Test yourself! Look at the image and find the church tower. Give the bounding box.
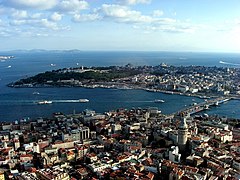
[178,116,188,153]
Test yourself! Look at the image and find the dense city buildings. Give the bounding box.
[0,106,239,179]
[1,63,239,179]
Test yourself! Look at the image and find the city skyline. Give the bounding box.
[0,0,240,52]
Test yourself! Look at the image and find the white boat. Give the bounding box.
[50,63,56,67]
[154,99,165,103]
[37,100,52,105]
[214,101,219,106]
[0,56,14,60]
[204,105,209,110]
[79,99,89,103]
[33,91,40,95]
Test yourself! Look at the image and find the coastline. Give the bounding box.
[8,81,238,100]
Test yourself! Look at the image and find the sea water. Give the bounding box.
[0,51,239,121]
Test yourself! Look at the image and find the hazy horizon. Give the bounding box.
[1,49,240,54]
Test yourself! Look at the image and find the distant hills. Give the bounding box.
[0,49,83,53]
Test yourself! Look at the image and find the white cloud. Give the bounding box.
[0,20,21,37]
[31,13,42,19]
[41,18,59,30]
[51,12,62,21]
[100,4,153,23]
[0,29,12,37]
[11,10,28,19]
[153,10,163,17]
[10,19,26,25]
[95,4,195,34]
[119,0,151,5]
[0,19,10,37]
[73,13,100,22]
[36,33,49,37]
[2,0,58,10]
[0,6,7,14]
[57,0,89,13]
[155,18,176,24]
[164,26,195,33]
[9,17,69,31]
[0,0,199,38]
[150,20,197,34]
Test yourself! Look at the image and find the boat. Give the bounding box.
[0,56,14,60]
[204,105,209,110]
[33,91,40,95]
[37,100,52,105]
[219,98,230,103]
[117,86,132,90]
[213,101,219,106]
[154,99,165,103]
[203,113,209,117]
[50,63,56,67]
[79,99,89,103]
[165,91,174,94]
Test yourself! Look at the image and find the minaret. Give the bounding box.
[178,116,188,153]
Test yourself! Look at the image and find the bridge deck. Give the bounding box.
[168,96,232,118]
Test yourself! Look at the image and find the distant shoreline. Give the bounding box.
[7,64,240,100]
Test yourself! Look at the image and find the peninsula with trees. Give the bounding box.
[7,64,240,98]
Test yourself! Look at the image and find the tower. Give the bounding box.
[178,116,188,153]
[193,121,198,135]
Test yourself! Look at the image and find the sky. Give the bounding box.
[0,0,240,52]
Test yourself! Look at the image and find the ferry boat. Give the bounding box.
[204,105,210,110]
[192,102,197,106]
[37,100,53,105]
[218,98,230,103]
[79,99,89,103]
[165,91,174,94]
[154,99,165,103]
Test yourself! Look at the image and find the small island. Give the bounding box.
[8,64,240,98]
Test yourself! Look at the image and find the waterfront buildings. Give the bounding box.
[10,65,240,99]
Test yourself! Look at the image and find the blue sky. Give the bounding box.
[0,0,240,52]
